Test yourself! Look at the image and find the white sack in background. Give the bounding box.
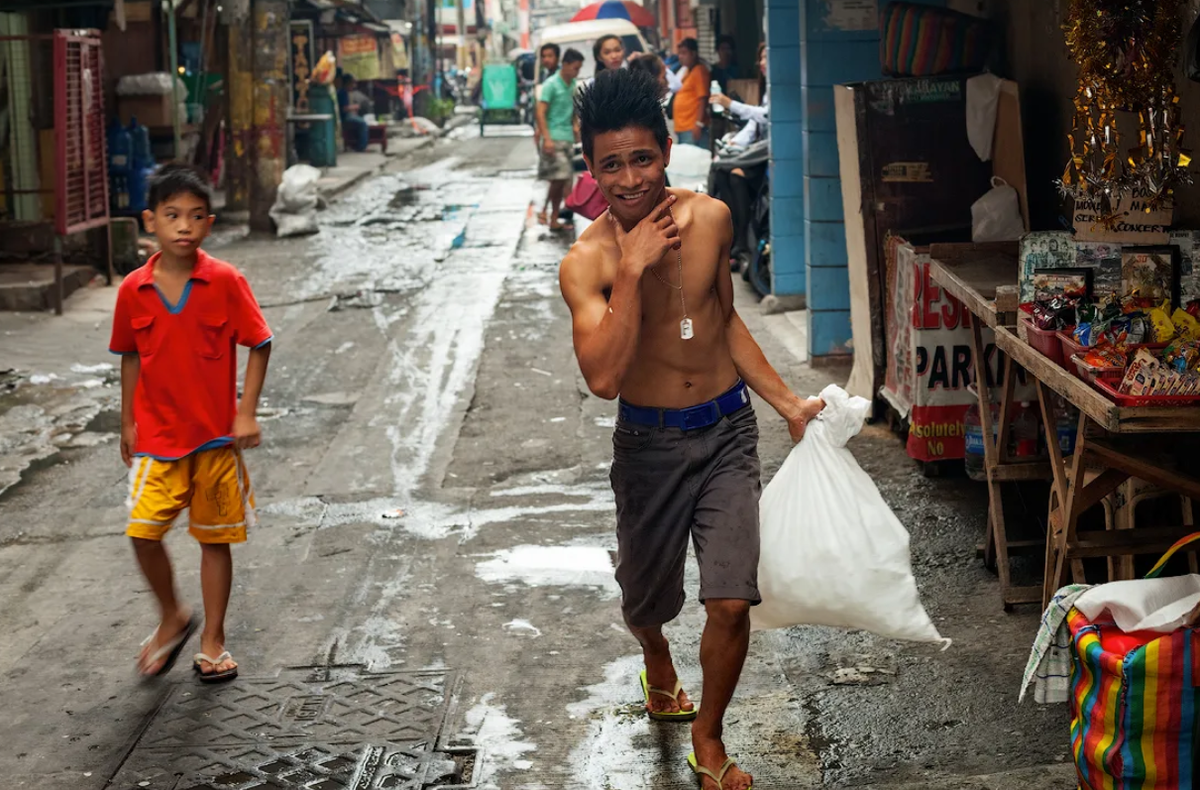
[966,72,1003,162]
[270,164,323,238]
[971,177,1025,242]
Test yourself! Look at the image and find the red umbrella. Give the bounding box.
[571,1,656,28]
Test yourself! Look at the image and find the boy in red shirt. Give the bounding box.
[109,163,273,683]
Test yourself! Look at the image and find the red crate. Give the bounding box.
[1071,354,1124,388]
[1058,330,1089,361]
[1094,378,1200,408]
[1020,316,1064,366]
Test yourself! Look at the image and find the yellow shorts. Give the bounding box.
[126,447,255,544]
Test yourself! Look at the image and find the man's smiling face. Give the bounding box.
[585,125,672,226]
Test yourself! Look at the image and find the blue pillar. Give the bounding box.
[766,0,804,298]
[800,0,880,359]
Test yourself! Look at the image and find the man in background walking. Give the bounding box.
[536,48,584,231]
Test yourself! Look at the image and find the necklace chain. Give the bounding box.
[649,208,687,321]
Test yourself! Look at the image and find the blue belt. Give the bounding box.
[617,381,751,431]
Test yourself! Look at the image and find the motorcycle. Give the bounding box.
[707,135,771,297]
[743,167,771,298]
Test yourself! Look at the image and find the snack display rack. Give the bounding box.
[929,246,1200,611]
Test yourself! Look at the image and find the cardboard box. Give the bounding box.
[118,94,175,127]
[1073,191,1173,245]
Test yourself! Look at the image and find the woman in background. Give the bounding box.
[592,35,626,74]
[710,43,770,266]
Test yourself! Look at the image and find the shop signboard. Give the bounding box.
[290,20,314,110]
[340,34,381,81]
[883,242,1032,463]
[825,0,878,32]
[1074,190,1172,245]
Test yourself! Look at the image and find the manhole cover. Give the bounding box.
[107,667,472,790]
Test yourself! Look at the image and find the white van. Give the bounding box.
[534,19,650,87]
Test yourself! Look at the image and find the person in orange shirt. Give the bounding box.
[673,38,711,148]
[109,163,272,683]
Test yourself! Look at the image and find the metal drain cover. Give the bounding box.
[107,667,466,790]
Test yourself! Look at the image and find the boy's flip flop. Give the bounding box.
[639,669,698,721]
[138,614,198,677]
[687,753,753,790]
[193,651,239,683]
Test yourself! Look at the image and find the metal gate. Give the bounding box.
[54,29,108,237]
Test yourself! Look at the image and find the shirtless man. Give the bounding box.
[560,68,822,790]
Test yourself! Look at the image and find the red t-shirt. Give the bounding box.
[109,250,273,460]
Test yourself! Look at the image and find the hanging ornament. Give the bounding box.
[1057,0,1193,228]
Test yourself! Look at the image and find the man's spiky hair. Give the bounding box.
[575,68,669,161]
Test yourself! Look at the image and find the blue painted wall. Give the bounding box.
[800,1,880,359]
[765,0,805,298]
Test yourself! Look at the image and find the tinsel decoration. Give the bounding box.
[1058,0,1193,226]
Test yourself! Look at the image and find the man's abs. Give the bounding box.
[618,301,740,409]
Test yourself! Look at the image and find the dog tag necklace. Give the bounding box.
[650,208,692,340]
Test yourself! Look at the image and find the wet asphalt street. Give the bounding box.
[0,130,1077,789]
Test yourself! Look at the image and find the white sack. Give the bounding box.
[1075,575,1200,634]
[751,384,947,646]
[971,177,1025,242]
[665,143,712,189]
[966,72,1003,162]
[270,164,322,238]
[117,72,184,96]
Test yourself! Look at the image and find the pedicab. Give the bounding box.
[479,63,522,137]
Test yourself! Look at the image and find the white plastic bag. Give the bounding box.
[966,73,1003,162]
[665,144,712,190]
[1075,576,1200,634]
[751,385,947,646]
[971,176,1025,242]
[270,164,322,238]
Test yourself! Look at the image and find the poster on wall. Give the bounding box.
[290,20,314,110]
[339,34,381,81]
[825,0,879,32]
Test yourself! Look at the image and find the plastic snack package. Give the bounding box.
[1172,308,1200,340]
[1150,301,1177,343]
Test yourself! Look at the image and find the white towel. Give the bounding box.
[1020,584,1091,704]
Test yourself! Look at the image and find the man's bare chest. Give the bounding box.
[601,248,719,322]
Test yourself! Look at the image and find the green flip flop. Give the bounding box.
[687,753,753,790]
[639,669,698,721]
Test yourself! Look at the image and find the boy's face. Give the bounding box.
[585,125,671,227]
[560,58,583,81]
[541,49,558,71]
[143,192,213,258]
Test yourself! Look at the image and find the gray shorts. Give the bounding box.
[609,402,762,629]
[538,140,574,182]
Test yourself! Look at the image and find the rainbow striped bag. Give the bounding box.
[1069,535,1200,789]
[879,2,993,78]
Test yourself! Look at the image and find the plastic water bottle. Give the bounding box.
[1055,397,1078,456]
[1010,401,1039,458]
[710,79,723,114]
[964,402,986,481]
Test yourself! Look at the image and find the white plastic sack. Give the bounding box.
[270,164,322,238]
[117,72,184,96]
[665,143,712,189]
[1075,576,1200,634]
[966,72,1003,162]
[971,176,1025,243]
[751,385,948,646]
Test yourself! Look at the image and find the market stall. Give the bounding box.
[930,245,1200,611]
